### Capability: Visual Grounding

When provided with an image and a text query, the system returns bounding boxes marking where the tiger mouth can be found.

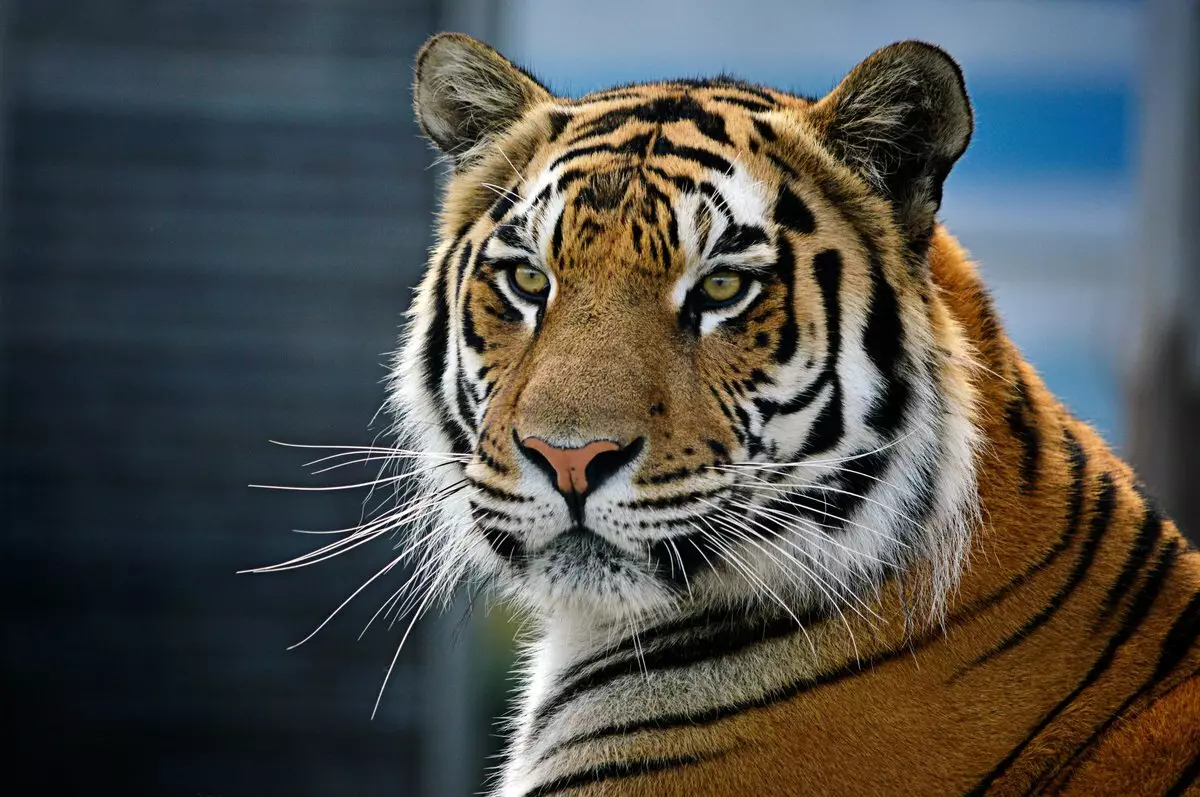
[487,526,628,566]
[487,522,713,593]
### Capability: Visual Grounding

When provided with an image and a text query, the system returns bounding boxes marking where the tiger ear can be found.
[413,33,553,169]
[809,41,973,248]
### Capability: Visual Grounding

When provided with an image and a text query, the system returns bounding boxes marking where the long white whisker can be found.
[720,432,915,471]
[702,506,860,626]
[240,481,469,573]
[691,523,817,657]
[696,470,908,548]
[250,461,457,493]
[372,578,439,720]
[704,504,876,649]
[722,496,891,567]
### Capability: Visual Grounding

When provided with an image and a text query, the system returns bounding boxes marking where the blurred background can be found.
[1,1,1195,795]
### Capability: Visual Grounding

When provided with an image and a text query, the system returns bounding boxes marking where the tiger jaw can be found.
[517,527,682,620]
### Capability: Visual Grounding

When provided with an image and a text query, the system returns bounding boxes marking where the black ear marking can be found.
[810,41,974,250]
[413,33,553,168]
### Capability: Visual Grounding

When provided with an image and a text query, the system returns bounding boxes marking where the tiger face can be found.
[392,35,981,626]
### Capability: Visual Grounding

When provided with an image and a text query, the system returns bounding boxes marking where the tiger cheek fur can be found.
[384,32,1200,797]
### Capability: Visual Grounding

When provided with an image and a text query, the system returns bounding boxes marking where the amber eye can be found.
[699,270,745,307]
[509,264,550,301]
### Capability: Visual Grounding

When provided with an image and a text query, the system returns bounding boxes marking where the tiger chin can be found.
[385,33,1200,797]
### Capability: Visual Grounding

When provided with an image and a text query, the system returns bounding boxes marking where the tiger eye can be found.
[701,271,743,304]
[511,265,550,298]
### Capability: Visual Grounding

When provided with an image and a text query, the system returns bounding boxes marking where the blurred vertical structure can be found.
[1,1,479,795]
[1128,0,1200,544]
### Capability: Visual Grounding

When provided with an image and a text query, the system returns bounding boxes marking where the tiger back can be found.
[391,33,1200,796]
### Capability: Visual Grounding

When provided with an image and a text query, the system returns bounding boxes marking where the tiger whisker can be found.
[371,573,441,720]
[724,469,921,534]
[705,475,910,549]
[721,431,915,471]
[248,465,450,493]
[722,496,893,567]
[667,538,693,600]
[307,456,458,477]
[702,506,872,647]
[688,522,817,658]
[271,438,471,459]
[241,480,469,573]
[712,459,911,498]
[481,181,523,203]
[707,502,882,632]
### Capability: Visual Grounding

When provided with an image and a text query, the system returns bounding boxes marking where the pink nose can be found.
[519,437,621,495]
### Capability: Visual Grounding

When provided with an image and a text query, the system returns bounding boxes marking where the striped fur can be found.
[388,34,1200,796]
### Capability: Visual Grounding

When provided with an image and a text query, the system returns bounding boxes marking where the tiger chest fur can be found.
[384,33,1200,797]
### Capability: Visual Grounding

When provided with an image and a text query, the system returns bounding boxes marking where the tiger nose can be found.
[517,435,644,497]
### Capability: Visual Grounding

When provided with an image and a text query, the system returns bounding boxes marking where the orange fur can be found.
[398,34,1200,796]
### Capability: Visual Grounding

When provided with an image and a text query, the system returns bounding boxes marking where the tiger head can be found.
[391,34,981,627]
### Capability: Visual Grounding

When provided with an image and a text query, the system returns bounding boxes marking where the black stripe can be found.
[454,370,476,431]
[648,528,717,585]
[546,523,1143,764]
[494,218,530,250]
[469,500,518,525]
[521,752,723,797]
[1165,749,1200,797]
[645,164,695,193]
[651,135,733,173]
[773,183,816,235]
[752,118,779,140]
[967,538,1181,796]
[546,110,571,142]
[476,446,509,475]
[549,211,565,260]
[710,94,774,112]
[697,181,732,221]
[771,236,799,364]
[570,94,732,146]
[709,223,768,258]
[768,370,829,418]
[469,479,533,503]
[620,489,726,511]
[1035,659,1199,793]
[453,240,477,296]
[862,252,909,436]
[638,466,694,486]
[1155,589,1200,683]
[970,427,1089,616]
[422,243,471,456]
[552,612,740,691]
[550,132,655,171]
[1097,489,1164,624]
[529,609,818,741]
[772,451,890,531]
[663,77,783,104]
[480,525,524,562]
[793,250,843,454]
[1005,372,1041,493]
[489,190,517,222]
[546,628,930,757]
[777,248,841,417]
[962,471,1118,674]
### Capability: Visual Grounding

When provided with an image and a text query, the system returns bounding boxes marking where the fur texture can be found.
[385,34,1200,796]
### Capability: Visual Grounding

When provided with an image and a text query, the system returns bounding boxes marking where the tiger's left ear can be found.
[414,33,553,169]
[809,41,973,250]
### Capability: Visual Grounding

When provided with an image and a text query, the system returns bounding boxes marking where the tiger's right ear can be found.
[414,33,552,169]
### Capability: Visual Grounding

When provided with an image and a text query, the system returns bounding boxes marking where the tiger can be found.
[385,33,1200,796]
